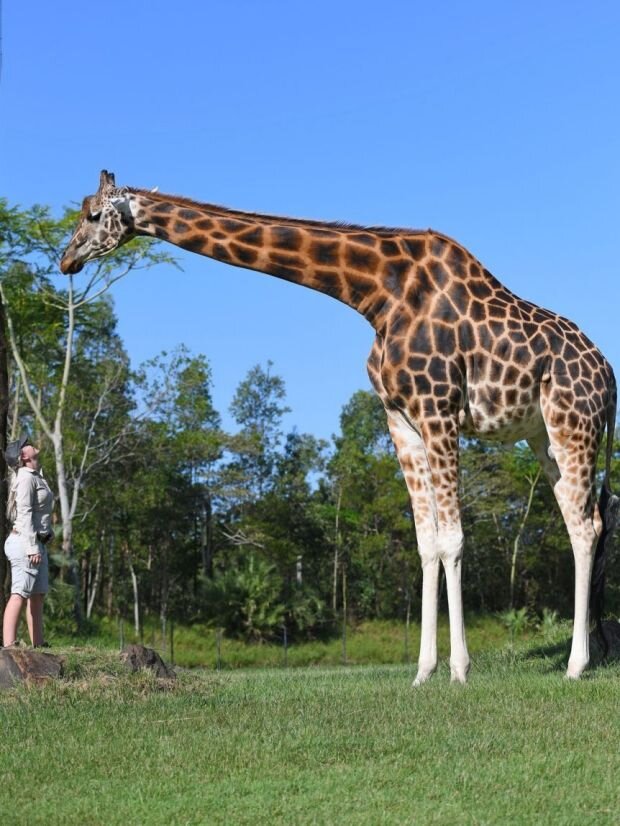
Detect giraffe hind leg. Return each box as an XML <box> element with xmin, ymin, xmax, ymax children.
<box><xmin>529</xmin><ymin>426</ymin><xmax>603</xmax><ymax>679</ymax></box>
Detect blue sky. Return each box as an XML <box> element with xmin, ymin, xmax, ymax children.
<box><xmin>2</xmin><ymin>1</ymin><xmax>619</xmax><ymax>443</ymax></box>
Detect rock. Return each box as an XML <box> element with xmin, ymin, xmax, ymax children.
<box><xmin>0</xmin><ymin>649</ymin><xmax>64</xmax><ymax>689</ymax></box>
<box><xmin>120</xmin><ymin>644</ymin><xmax>176</xmax><ymax>679</ymax></box>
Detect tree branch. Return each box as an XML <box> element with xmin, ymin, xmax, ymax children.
<box><xmin>0</xmin><ymin>282</ymin><xmax>54</xmax><ymax>442</ymax></box>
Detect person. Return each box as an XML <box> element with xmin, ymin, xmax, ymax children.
<box><xmin>2</xmin><ymin>434</ymin><xmax>55</xmax><ymax>648</ymax></box>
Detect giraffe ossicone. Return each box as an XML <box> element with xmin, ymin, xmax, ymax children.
<box><xmin>61</xmin><ymin>170</ymin><xmax>618</xmax><ymax>683</ymax></box>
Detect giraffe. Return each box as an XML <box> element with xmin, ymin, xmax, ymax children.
<box><xmin>60</xmin><ymin>170</ymin><xmax>618</xmax><ymax>684</ymax></box>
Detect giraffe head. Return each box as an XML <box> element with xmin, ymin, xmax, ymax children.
<box><xmin>60</xmin><ymin>170</ymin><xmax>135</xmax><ymax>274</ymax></box>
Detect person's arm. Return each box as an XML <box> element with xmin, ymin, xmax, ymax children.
<box><xmin>14</xmin><ymin>472</ymin><xmax>39</xmax><ymax>555</ymax></box>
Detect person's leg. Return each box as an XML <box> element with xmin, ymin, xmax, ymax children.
<box><xmin>26</xmin><ymin>594</ymin><xmax>45</xmax><ymax>647</ymax></box>
<box><xmin>3</xmin><ymin>594</ymin><xmax>26</xmax><ymax>646</ymax></box>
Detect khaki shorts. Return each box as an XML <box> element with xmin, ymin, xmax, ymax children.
<box><xmin>4</xmin><ymin>533</ymin><xmax>49</xmax><ymax>598</ymax></box>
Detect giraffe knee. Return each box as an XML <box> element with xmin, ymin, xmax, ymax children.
<box><xmin>569</xmin><ymin>520</ymin><xmax>599</xmax><ymax>561</ymax></box>
<box><xmin>416</xmin><ymin>529</ymin><xmax>439</xmax><ymax>569</ymax></box>
<box><xmin>437</xmin><ymin>527</ymin><xmax>464</xmax><ymax>565</ymax></box>
<box><xmin>418</xmin><ymin>546</ymin><xmax>439</xmax><ymax>569</ymax></box>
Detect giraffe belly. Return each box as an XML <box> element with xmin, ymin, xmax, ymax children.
<box><xmin>459</xmin><ymin>394</ymin><xmax>545</xmax><ymax>444</ymax></box>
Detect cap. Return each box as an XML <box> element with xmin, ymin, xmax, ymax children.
<box><xmin>4</xmin><ymin>434</ymin><xmax>30</xmax><ymax>469</ymax></box>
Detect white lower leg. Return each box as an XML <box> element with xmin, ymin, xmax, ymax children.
<box><xmin>414</xmin><ymin>556</ymin><xmax>439</xmax><ymax>686</ymax></box>
<box><xmin>384</xmin><ymin>412</ymin><xmax>441</xmax><ymax>687</ymax></box>
<box><xmin>567</xmin><ymin>544</ymin><xmax>595</xmax><ymax>679</ymax></box>
<box><xmin>445</xmin><ymin>562</ymin><xmax>470</xmax><ymax>683</ymax></box>
<box><xmin>566</xmin><ymin>512</ymin><xmax>600</xmax><ymax>679</ymax></box>
<box><xmin>439</xmin><ymin>528</ymin><xmax>470</xmax><ymax>683</ymax></box>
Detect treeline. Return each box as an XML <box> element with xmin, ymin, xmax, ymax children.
<box><xmin>0</xmin><ymin>200</ymin><xmax>618</xmax><ymax>641</ymax></box>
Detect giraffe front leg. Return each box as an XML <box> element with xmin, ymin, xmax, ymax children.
<box><xmin>384</xmin><ymin>409</ymin><xmax>440</xmax><ymax>687</ymax></box>
<box><xmin>414</xmin><ymin>532</ymin><xmax>440</xmax><ymax>686</ymax></box>
<box><xmin>438</xmin><ymin>525</ymin><xmax>470</xmax><ymax>684</ymax></box>
<box><xmin>422</xmin><ymin>417</ymin><xmax>470</xmax><ymax>684</ymax></box>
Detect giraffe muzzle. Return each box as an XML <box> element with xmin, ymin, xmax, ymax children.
<box><xmin>59</xmin><ymin>253</ymin><xmax>84</xmax><ymax>275</ymax></box>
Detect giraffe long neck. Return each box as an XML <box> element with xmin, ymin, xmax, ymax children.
<box><xmin>129</xmin><ymin>190</ymin><xmax>408</xmax><ymax>328</ymax></box>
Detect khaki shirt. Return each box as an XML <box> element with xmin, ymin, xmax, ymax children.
<box><xmin>13</xmin><ymin>467</ymin><xmax>54</xmax><ymax>553</ymax></box>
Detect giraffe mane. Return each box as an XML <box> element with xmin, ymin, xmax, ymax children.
<box><xmin>128</xmin><ymin>187</ymin><xmax>437</xmax><ymax>239</ymax></box>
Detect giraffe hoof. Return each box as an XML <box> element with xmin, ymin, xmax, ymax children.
<box><xmin>412</xmin><ymin>666</ymin><xmax>436</xmax><ymax>687</ymax></box>
<box><xmin>450</xmin><ymin>669</ymin><xmax>469</xmax><ymax>685</ymax></box>
<box><xmin>565</xmin><ymin>656</ymin><xmax>588</xmax><ymax>679</ymax></box>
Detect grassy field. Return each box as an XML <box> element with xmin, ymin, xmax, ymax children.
<box><xmin>2</xmin><ymin>623</ymin><xmax>620</xmax><ymax>825</ymax></box>
<box><xmin>48</xmin><ymin>615</ymin><xmax>513</xmax><ymax>669</ymax></box>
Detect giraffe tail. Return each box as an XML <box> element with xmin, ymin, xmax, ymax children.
<box><xmin>590</xmin><ymin>378</ymin><xmax>619</xmax><ymax>659</ymax></box>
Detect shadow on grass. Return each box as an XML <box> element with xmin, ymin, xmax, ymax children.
<box><xmin>515</xmin><ymin>620</ymin><xmax>620</xmax><ymax>675</ymax></box>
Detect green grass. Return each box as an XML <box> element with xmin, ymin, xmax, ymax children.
<box><xmin>47</xmin><ymin>614</ymin><xmax>513</xmax><ymax>669</ymax></box>
<box><xmin>1</xmin><ymin>626</ymin><xmax>620</xmax><ymax>825</ymax></box>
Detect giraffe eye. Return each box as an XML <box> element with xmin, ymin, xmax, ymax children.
<box><xmin>87</xmin><ymin>211</ymin><xmax>101</xmax><ymax>223</ymax></box>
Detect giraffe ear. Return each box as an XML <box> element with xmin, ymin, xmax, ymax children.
<box><xmin>99</xmin><ymin>170</ymin><xmax>116</xmax><ymax>191</ymax></box>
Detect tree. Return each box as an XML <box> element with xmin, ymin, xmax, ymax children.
<box><xmin>326</xmin><ymin>391</ymin><xmax>413</xmax><ymax>621</ymax></box>
<box><xmin>0</xmin><ymin>199</ymin><xmax>173</xmax><ymax>621</ymax></box>
<box><xmin>243</xmin><ymin>431</ymin><xmax>330</xmax><ymax>636</ymax></box>
<box><xmin>228</xmin><ymin>361</ymin><xmax>291</xmax><ymax>500</ymax></box>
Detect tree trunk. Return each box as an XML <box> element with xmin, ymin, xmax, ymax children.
<box><xmin>86</xmin><ymin>544</ymin><xmax>103</xmax><ymax>619</ymax></box>
<box><xmin>509</xmin><ymin>468</ymin><xmax>542</xmax><ymax>608</ymax></box>
<box><xmin>128</xmin><ymin>555</ymin><xmax>140</xmax><ymax>637</ymax></box>
<box><xmin>341</xmin><ymin>560</ymin><xmax>347</xmax><ymax>665</ymax></box>
<box><xmin>332</xmin><ymin>486</ymin><xmax>342</xmax><ymax>613</ymax></box>
<box><xmin>106</xmin><ymin>532</ymin><xmax>116</xmax><ymax>617</ymax></box>
<box><xmin>82</xmin><ymin>551</ymin><xmax>90</xmax><ymax>618</ymax></box>
<box><xmin>54</xmin><ymin>440</ymin><xmax>83</xmax><ymax>625</ymax></box>
<box><xmin>404</xmin><ymin>586</ymin><xmax>412</xmax><ymax>664</ymax></box>
<box><xmin>115</xmin><ymin>536</ymin><xmax>140</xmax><ymax>637</ymax></box>
<box><xmin>160</xmin><ymin>550</ymin><xmax>169</xmax><ymax>647</ymax></box>
<box><xmin>201</xmin><ymin>491</ymin><xmax>214</xmax><ymax>577</ymax></box>
<box><xmin>0</xmin><ymin>292</ymin><xmax>9</xmax><ymax>628</ymax></box>
<box><xmin>9</xmin><ymin>372</ymin><xmax>20</xmax><ymax>440</ymax></box>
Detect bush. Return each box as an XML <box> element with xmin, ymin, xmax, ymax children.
<box><xmin>200</xmin><ymin>555</ymin><xmax>328</xmax><ymax>641</ymax></box>
<box><xmin>201</xmin><ymin>555</ymin><xmax>285</xmax><ymax>641</ymax></box>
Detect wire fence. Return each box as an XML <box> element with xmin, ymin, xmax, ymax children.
<box><xmin>117</xmin><ymin>615</ymin><xmax>415</xmax><ymax>671</ymax></box>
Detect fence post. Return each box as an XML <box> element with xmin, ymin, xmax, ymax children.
<box><xmin>404</xmin><ymin>589</ymin><xmax>411</xmax><ymax>665</ymax></box>
<box><xmin>283</xmin><ymin>624</ymin><xmax>288</xmax><ymax>668</ymax></box>
<box><xmin>216</xmin><ymin>628</ymin><xmax>222</xmax><ymax>671</ymax></box>
<box><xmin>341</xmin><ymin>562</ymin><xmax>347</xmax><ymax>666</ymax></box>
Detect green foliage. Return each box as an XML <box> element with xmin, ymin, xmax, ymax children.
<box><xmin>537</xmin><ymin>607</ymin><xmax>563</xmax><ymax>642</ymax></box>
<box><xmin>45</xmin><ymin>579</ymin><xmax>77</xmax><ymax>633</ymax></box>
<box><xmin>202</xmin><ymin>555</ymin><xmax>285</xmax><ymax>640</ymax></box>
<box><xmin>228</xmin><ymin>360</ymin><xmax>291</xmax><ymax>499</ymax></box>
<box><xmin>499</xmin><ymin>606</ymin><xmax>531</xmax><ymax>644</ymax></box>
<box><xmin>326</xmin><ymin>390</ymin><xmax>414</xmax><ymax>620</ymax></box>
